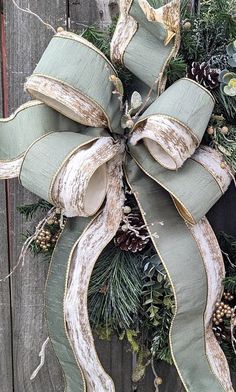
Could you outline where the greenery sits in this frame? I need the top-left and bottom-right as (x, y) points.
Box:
(89, 243), (174, 380)
(88, 243), (143, 334)
(218, 232), (236, 371)
(166, 55), (187, 85)
(180, 0), (236, 64)
(17, 199), (51, 220)
(178, 0), (236, 166)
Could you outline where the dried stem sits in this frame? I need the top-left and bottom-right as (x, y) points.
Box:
(11, 0), (56, 34)
(132, 77), (160, 121)
(221, 250), (236, 269)
(151, 358), (162, 392)
(0, 207), (56, 282)
(30, 337), (50, 380)
(230, 307), (236, 355)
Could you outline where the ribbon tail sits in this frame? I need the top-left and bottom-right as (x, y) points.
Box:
(64, 153), (125, 392)
(189, 220), (234, 392)
(125, 156), (234, 392)
(45, 216), (91, 392)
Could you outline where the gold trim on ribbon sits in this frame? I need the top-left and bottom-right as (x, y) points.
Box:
(27, 74), (115, 132)
(133, 114), (200, 145)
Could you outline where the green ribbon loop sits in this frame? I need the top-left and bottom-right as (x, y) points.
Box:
(0, 101), (83, 179)
(25, 32), (123, 134)
(129, 142), (228, 224)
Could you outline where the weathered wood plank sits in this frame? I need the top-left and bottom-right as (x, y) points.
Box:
(4, 1), (67, 391)
(0, 7), (13, 391)
(0, 183), (13, 392)
(69, 0), (119, 31)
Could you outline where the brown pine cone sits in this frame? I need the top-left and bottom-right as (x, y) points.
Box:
(187, 62), (220, 90)
(114, 212), (150, 253)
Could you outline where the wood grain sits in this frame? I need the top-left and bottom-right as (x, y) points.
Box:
(3, 1), (67, 391)
(69, 0), (119, 31)
(0, 9), (13, 391)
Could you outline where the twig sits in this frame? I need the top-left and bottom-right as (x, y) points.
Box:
(151, 357), (162, 392)
(0, 207), (56, 282)
(230, 307), (236, 355)
(221, 250), (236, 269)
(11, 0), (56, 34)
(133, 77), (160, 120)
(30, 337), (50, 380)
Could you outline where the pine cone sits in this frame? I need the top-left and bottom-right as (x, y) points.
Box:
(114, 212), (150, 253)
(213, 325), (231, 344)
(187, 62), (219, 90)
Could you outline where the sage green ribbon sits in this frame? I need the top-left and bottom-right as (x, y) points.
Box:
(46, 217), (90, 392)
(0, 1), (234, 391)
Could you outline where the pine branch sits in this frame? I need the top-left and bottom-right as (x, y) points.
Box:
(224, 275), (236, 294)
(88, 243), (143, 333)
(166, 55), (187, 85)
(17, 199), (52, 220)
(219, 232), (236, 272)
(221, 341), (236, 373)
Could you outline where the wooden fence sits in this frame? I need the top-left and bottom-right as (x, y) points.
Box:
(0, 1), (235, 391)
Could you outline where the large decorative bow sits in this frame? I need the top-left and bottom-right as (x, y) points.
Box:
(0, 1), (235, 391)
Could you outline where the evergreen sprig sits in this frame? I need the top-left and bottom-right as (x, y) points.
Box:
(166, 55), (187, 85)
(224, 275), (236, 294)
(88, 243), (143, 333)
(221, 341), (236, 373)
(214, 126), (236, 171)
(213, 88), (236, 123)
(180, 0), (236, 64)
(17, 199), (52, 220)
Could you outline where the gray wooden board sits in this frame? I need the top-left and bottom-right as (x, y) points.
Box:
(69, 0), (119, 31)
(4, 1), (67, 391)
(1, 0), (236, 392)
(0, 10), (13, 392)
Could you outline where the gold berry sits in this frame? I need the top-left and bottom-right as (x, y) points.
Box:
(221, 126), (229, 135)
(207, 126), (214, 135)
(155, 377), (163, 386)
(183, 21), (191, 30)
(123, 206), (132, 214)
